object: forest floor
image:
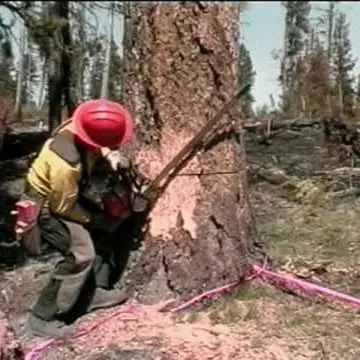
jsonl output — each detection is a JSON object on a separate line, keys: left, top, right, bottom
{"left": 1, "top": 125, "right": 360, "bottom": 359}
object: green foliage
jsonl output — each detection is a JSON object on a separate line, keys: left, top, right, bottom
{"left": 282, "top": 1, "right": 311, "bottom": 57}
{"left": 280, "top": 1, "right": 311, "bottom": 114}
{"left": 28, "top": 18, "right": 56, "bottom": 59}
{"left": 238, "top": 43, "right": 255, "bottom": 116}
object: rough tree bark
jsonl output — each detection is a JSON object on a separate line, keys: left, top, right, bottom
{"left": 122, "top": 3, "right": 263, "bottom": 305}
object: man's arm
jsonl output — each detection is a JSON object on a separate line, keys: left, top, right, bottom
{"left": 48, "top": 165, "right": 91, "bottom": 224}
{"left": 100, "top": 147, "right": 130, "bottom": 170}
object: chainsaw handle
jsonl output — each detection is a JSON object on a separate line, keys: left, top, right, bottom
{"left": 131, "top": 184, "right": 160, "bottom": 213}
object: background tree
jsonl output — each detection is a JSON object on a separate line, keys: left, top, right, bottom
{"left": 70, "top": 2, "right": 87, "bottom": 103}
{"left": 0, "top": 7, "right": 17, "bottom": 129}
{"left": 238, "top": 42, "right": 255, "bottom": 117}
{"left": 304, "top": 39, "right": 331, "bottom": 117}
{"left": 332, "top": 11, "right": 356, "bottom": 118}
{"left": 22, "top": 30, "right": 40, "bottom": 108}
{"left": 13, "top": 24, "right": 26, "bottom": 120}
{"left": 100, "top": 2, "right": 115, "bottom": 99}
{"left": 87, "top": 37, "right": 122, "bottom": 101}
{"left": 47, "top": 1, "right": 76, "bottom": 128}
{"left": 354, "top": 74, "right": 360, "bottom": 119}
{"left": 108, "top": 40, "right": 123, "bottom": 102}
{"left": 0, "top": 30, "right": 16, "bottom": 102}
{"left": 280, "top": 1, "right": 311, "bottom": 115}
{"left": 88, "top": 37, "right": 104, "bottom": 99}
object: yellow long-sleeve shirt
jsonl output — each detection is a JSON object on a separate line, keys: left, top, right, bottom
{"left": 27, "top": 127, "right": 99, "bottom": 224}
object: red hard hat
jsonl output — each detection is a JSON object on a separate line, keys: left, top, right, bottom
{"left": 72, "top": 99, "right": 134, "bottom": 149}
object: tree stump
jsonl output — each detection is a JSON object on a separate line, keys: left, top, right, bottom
{"left": 122, "top": 2, "right": 263, "bottom": 304}
{"left": 0, "top": 312, "right": 23, "bottom": 360}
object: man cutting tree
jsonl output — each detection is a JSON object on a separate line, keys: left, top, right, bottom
{"left": 12, "top": 81, "right": 250, "bottom": 338}
{"left": 12, "top": 99, "right": 152, "bottom": 338}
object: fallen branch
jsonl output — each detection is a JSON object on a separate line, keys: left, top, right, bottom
{"left": 242, "top": 117, "right": 323, "bottom": 146}
{"left": 326, "top": 188, "right": 360, "bottom": 199}
{"left": 243, "top": 117, "right": 322, "bottom": 133}
{"left": 314, "top": 167, "right": 360, "bottom": 177}
{"left": 256, "top": 167, "right": 298, "bottom": 186}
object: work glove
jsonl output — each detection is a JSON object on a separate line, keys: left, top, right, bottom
{"left": 132, "top": 184, "right": 158, "bottom": 213}
{"left": 104, "top": 150, "right": 130, "bottom": 172}
{"left": 11, "top": 200, "right": 38, "bottom": 235}
{"left": 11, "top": 199, "right": 42, "bottom": 255}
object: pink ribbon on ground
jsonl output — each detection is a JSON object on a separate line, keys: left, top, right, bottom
{"left": 254, "top": 264, "right": 360, "bottom": 309}
{"left": 24, "top": 339, "right": 55, "bottom": 360}
{"left": 24, "top": 304, "right": 143, "bottom": 360}
{"left": 24, "top": 263, "right": 360, "bottom": 360}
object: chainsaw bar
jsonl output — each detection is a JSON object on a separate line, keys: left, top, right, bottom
{"left": 145, "top": 83, "right": 251, "bottom": 193}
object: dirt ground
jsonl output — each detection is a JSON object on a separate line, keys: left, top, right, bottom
{"left": 2, "top": 126, "right": 360, "bottom": 359}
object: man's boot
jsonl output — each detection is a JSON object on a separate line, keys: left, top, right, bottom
{"left": 26, "top": 313, "right": 74, "bottom": 339}
{"left": 94, "top": 254, "right": 111, "bottom": 289}
{"left": 27, "top": 261, "right": 92, "bottom": 338}
{"left": 86, "top": 287, "right": 128, "bottom": 313}
{"left": 26, "top": 279, "right": 75, "bottom": 338}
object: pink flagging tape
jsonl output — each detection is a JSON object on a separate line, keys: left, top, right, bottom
{"left": 24, "top": 304, "right": 144, "bottom": 360}
{"left": 254, "top": 265, "right": 360, "bottom": 309}
{"left": 24, "top": 263, "right": 360, "bottom": 360}
{"left": 24, "top": 339, "right": 55, "bottom": 360}
{"left": 169, "top": 263, "right": 266, "bottom": 313}
{"left": 169, "top": 280, "right": 240, "bottom": 313}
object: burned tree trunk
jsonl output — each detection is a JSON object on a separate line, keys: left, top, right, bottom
{"left": 59, "top": 1, "right": 77, "bottom": 117}
{"left": 47, "top": 1, "right": 76, "bottom": 132}
{"left": 122, "top": 3, "right": 262, "bottom": 304}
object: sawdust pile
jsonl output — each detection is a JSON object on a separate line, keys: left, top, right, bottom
{"left": 25, "top": 300, "right": 317, "bottom": 360}
{"left": 0, "top": 311, "right": 23, "bottom": 359}
{"left": 136, "top": 126, "right": 202, "bottom": 240}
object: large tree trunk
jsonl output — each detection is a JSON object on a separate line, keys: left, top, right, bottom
{"left": 122, "top": 3, "right": 262, "bottom": 305}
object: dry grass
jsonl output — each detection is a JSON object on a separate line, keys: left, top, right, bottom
{"left": 243, "top": 182, "right": 360, "bottom": 359}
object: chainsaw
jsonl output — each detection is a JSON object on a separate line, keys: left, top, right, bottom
{"left": 131, "top": 83, "right": 251, "bottom": 212}
{"left": 101, "top": 164, "right": 145, "bottom": 221}
{"left": 101, "top": 83, "right": 251, "bottom": 222}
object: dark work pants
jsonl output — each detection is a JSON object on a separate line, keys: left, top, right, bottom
{"left": 31, "top": 206, "right": 110, "bottom": 321}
